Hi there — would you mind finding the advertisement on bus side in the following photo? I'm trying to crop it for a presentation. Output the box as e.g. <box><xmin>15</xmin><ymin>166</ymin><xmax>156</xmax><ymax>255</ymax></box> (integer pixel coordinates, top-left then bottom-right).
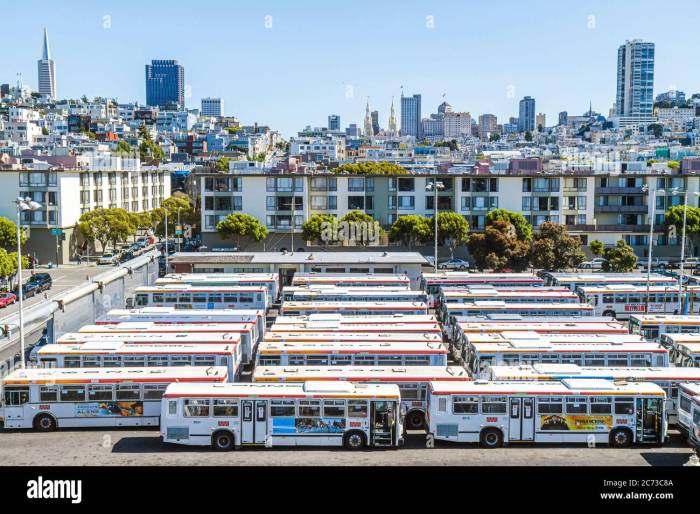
<box><xmin>540</xmin><ymin>415</ymin><xmax>612</xmax><ymax>431</ymax></box>
<box><xmin>75</xmin><ymin>402</ymin><xmax>144</xmax><ymax>417</ymax></box>
<box><xmin>272</xmin><ymin>417</ymin><xmax>346</xmax><ymax>434</ymax></box>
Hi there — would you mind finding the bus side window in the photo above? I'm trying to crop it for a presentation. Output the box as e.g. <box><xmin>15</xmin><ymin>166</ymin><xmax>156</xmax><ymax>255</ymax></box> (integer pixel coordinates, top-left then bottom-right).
<box><xmin>438</xmin><ymin>398</ymin><xmax>447</xmax><ymax>413</ymax></box>
<box><xmin>4</xmin><ymin>386</ymin><xmax>30</xmax><ymax>405</ymax></box>
<box><xmin>168</xmin><ymin>400</ymin><xmax>178</xmax><ymax>416</ymax></box>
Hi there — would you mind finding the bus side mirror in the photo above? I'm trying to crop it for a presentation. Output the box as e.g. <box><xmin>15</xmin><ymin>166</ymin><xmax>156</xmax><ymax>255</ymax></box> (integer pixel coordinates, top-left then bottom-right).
<box><xmin>400</xmin><ymin>404</ymin><xmax>407</xmax><ymax>417</ymax></box>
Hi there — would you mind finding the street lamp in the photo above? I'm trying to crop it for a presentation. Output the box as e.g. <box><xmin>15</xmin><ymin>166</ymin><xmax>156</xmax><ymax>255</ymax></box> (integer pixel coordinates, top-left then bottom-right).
<box><xmin>642</xmin><ymin>185</ymin><xmax>664</xmax><ymax>312</ymax></box>
<box><xmin>15</xmin><ymin>196</ymin><xmax>41</xmax><ymax>368</ymax></box>
<box><xmin>177</xmin><ymin>206</ymin><xmax>183</xmax><ymax>253</ymax></box>
<box><xmin>670</xmin><ymin>188</ymin><xmax>700</xmax><ymax>313</ymax></box>
<box><xmin>426</xmin><ymin>180</ymin><xmax>445</xmax><ymax>273</ymax></box>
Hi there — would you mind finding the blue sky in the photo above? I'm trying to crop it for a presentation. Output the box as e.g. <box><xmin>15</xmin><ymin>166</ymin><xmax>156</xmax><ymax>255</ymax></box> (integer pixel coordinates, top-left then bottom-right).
<box><xmin>3</xmin><ymin>0</ymin><xmax>700</xmax><ymax>136</ymax></box>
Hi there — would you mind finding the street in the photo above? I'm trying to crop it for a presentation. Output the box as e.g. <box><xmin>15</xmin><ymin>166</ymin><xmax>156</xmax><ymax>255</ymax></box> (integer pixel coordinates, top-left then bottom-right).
<box><xmin>0</xmin><ymin>429</ymin><xmax>695</xmax><ymax>466</ymax></box>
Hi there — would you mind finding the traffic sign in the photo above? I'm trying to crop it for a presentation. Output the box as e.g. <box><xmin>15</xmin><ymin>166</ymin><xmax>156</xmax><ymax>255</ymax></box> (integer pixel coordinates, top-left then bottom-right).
<box><xmin>50</xmin><ymin>228</ymin><xmax>63</xmax><ymax>236</ymax></box>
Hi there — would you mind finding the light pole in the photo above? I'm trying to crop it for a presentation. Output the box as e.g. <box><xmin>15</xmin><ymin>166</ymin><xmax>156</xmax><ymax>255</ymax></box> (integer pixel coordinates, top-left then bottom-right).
<box><xmin>177</xmin><ymin>207</ymin><xmax>183</xmax><ymax>253</ymax></box>
<box><xmin>670</xmin><ymin>188</ymin><xmax>700</xmax><ymax>313</ymax></box>
<box><xmin>15</xmin><ymin>196</ymin><xmax>42</xmax><ymax>368</ymax></box>
<box><xmin>164</xmin><ymin>210</ymin><xmax>169</xmax><ymax>272</ymax></box>
<box><xmin>643</xmin><ymin>185</ymin><xmax>664</xmax><ymax>312</ymax></box>
<box><xmin>426</xmin><ymin>180</ymin><xmax>445</xmax><ymax>273</ymax></box>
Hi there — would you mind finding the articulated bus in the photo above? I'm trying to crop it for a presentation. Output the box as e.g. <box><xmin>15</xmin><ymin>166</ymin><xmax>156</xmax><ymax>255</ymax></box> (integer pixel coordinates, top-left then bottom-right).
<box><xmin>280</xmin><ymin>287</ymin><xmax>428</xmax><ymax>304</ymax></box>
<box><xmin>0</xmin><ymin>366</ymin><xmax>228</xmax><ymax>431</ymax></box>
<box><xmin>465</xmin><ymin>339</ymin><xmax>669</xmax><ymax>376</ymax></box>
<box><xmin>420</xmin><ymin>272</ymin><xmax>544</xmax><ymax>307</ymax></box>
<box><xmin>160</xmin><ymin>381</ymin><xmax>404</xmax><ymax>450</ymax></box>
<box><xmin>577</xmin><ymin>285</ymin><xmax>700</xmax><ymax>319</ymax></box>
<box><xmin>540</xmin><ymin>272</ymin><xmax>676</xmax><ymax>291</ymax></box>
<box><xmin>78</xmin><ymin>322</ymin><xmax>257</xmax><ymax>360</ymax></box>
<box><xmin>629</xmin><ymin>315</ymin><xmax>700</xmax><ymax>342</ymax></box>
<box><xmin>279</xmin><ymin>301</ymin><xmax>429</xmax><ymax>317</ymax></box>
<box><xmin>677</xmin><ymin>383</ymin><xmax>700</xmax><ymax>452</ymax></box>
<box><xmin>133</xmin><ymin>285</ymin><xmax>269</xmax><ymax>311</ymax></box>
<box><xmin>659</xmin><ymin>333</ymin><xmax>700</xmax><ymax>367</ymax></box>
<box><xmin>98</xmin><ymin>308</ymin><xmax>266</xmax><ymax>342</ymax></box>
<box><xmin>427</xmin><ymin>379</ymin><xmax>666</xmax><ymax>448</ymax></box>
<box><xmin>37</xmin><ymin>342</ymin><xmax>241</xmax><ymax>380</ymax></box>
<box><xmin>486</xmin><ymin>363</ymin><xmax>700</xmax><ymax>424</ymax></box>
<box><xmin>292</xmin><ymin>273</ymin><xmax>411</xmax><ymax>289</ymax></box>
<box><xmin>256</xmin><ymin>340</ymin><xmax>448</xmax><ymax>367</ymax></box>
<box><xmin>157</xmin><ymin>273</ymin><xmax>279</xmax><ymax>303</ymax></box>
<box><xmin>253</xmin><ymin>365</ymin><xmax>470</xmax><ymax>430</ymax></box>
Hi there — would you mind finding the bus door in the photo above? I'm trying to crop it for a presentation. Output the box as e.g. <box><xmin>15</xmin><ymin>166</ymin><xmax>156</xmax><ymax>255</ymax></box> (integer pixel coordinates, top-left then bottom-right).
<box><xmin>508</xmin><ymin>397</ymin><xmax>535</xmax><ymax>442</ymax></box>
<box><xmin>370</xmin><ymin>400</ymin><xmax>396</xmax><ymax>447</ymax></box>
<box><xmin>241</xmin><ymin>400</ymin><xmax>268</xmax><ymax>444</ymax></box>
<box><xmin>635</xmin><ymin>397</ymin><xmax>663</xmax><ymax>443</ymax></box>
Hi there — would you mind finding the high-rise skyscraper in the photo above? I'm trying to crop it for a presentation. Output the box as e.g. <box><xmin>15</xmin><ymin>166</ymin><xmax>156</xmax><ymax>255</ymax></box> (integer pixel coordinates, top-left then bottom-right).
<box><xmin>145</xmin><ymin>59</ymin><xmax>185</xmax><ymax>109</ymax></box>
<box><xmin>478</xmin><ymin>114</ymin><xmax>498</xmax><ymax>140</ymax></box>
<box><xmin>615</xmin><ymin>39</ymin><xmax>655</xmax><ymax>117</ymax></box>
<box><xmin>371</xmin><ymin>110</ymin><xmax>380</xmax><ymax>135</ymax></box>
<box><xmin>328</xmin><ymin>114</ymin><xmax>340</xmax><ymax>131</ymax></box>
<box><xmin>201</xmin><ymin>97</ymin><xmax>223</xmax><ymax>117</ymax></box>
<box><xmin>37</xmin><ymin>28</ymin><xmax>56</xmax><ymax>99</ymax></box>
<box><xmin>518</xmin><ymin>96</ymin><xmax>535</xmax><ymax>132</ymax></box>
<box><xmin>400</xmin><ymin>92</ymin><xmax>422</xmax><ymax>138</ymax></box>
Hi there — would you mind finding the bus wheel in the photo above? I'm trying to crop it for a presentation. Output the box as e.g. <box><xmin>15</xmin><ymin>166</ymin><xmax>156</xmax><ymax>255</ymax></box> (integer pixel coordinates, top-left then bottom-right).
<box><xmin>211</xmin><ymin>431</ymin><xmax>235</xmax><ymax>451</ymax></box>
<box><xmin>33</xmin><ymin>414</ymin><xmax>57</xmax><ymax>432</ymax></box>
<box><xmin>602</xmin><ymin>310</ymin><xmax>616</xmax><ymax>319</ymax></box>
<box><xmin>405</xmin><ymin>410</ymin><xmax>426</xmax><ymax>431</ymax></box>
<box><xmin>343</xmin><ymin>431</ymin><xmax>366</xmax><ymax>450</ymax></box>
<box><xmin>480</xmin><ymin>428</ymin><xmax>503</xmax><ymax>448</ymax></box>
<box><xmin>609</xmin><ymin>428</ymin><xmax>632</xmax><ymax>448</ymax></box>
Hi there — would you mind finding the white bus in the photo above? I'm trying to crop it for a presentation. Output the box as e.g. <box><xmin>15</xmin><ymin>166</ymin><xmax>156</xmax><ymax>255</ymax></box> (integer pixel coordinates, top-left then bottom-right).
<box><xmin>292</xmin><ymin>273</ymin><xmax>410</xmax><ymax>289</ymax></box>
<box><xmin>541</xmin><ymin>272</ymin><xmax>676</xmax><ymax>291</ymax></box>
<box><xmin>256</xmin><ymin>340</ymin><xmax>448</xmax><ymax>367</ymax></box>
<box><xmin>0</xmin><ymin>366</ymin><xmax>228</xmax><ymax>431</ymax></box>
<box><xmin>263</xmin><ymin>331</ymin><xmax>443</xmax><ymax>345</ymax></box>
<box><xmin>578</xmin><ymin>284</ymin><xmax>700</xmax><ymax>319</ymax></box>
<box><xmin>57</xmin><ymin>331</ymin><xmax>253</xmax><ymax>366</ymax></box>
<box><xmin>133</xmin><ymin>285</ymin><xmax>268</xmax><ymax>311</ymax></box>
<box><xmin>486</xmin><ymin>363</ymin><xmax>700</xmax><ymax>425</ymax></box>
<box><xmin>271</xmin><ymin>313</ymin><xmax>439</xmax><ymax>331</ymax></box>
<box><xmin>629</xmin><ymin>314</ymin><xmax>700</xmax><ymax>342</ymax></box>
<box><xmin>659</xmin><ymin>333</ymin><xmax>700</xmax><ymax>367</ymax></box>
<box><xmin>279</xmin><ymin>301</ymin><xmax>429</xmax><ymax>317</ymax></box>
<box><xmin>465</xmin><ymin>338</ymin><xmax>669</xmax><ymax>376</ymax></box>
<box><xmin>98</xmin><ymin>308</ymin><xmax>266</xmax><ymax>342</ymax></box>
<box><xmin>270</xmin><ymin>322</ymin><xmax>443</xmax><ymax>336</ymax></box>
<box><xmin>420</xmin><ymin>272</ymin><xmax>544</xmax><ymax>307</ymax></box>
<box><xmin>78</xmin><ymin>322</ymin><xmax>257</xmax><ymax>360</ymax></box>
<box><xmin>37</xmin><ymin>342</ymin><xmax>241</xmax><ymax>381</ymax></box>
<box><xmin>677</xmin><ymin>382</ymin><xmax>700</xmax><ymax>453</ymax></box>
<box><xmin>157</xmin><ymin>273</ymin><xmax>279</xmax><ymax>303</ymax></box>
<box><xmin>427</xmin><ymin>378</ymin><xmax>667</xmax><ymax>448</ymax></box>
<box><xmin>160</xmin><ymin>381</ymin><xmax>404</xmax><ymax>450</ymax></box>
<box><xmin>280</xmin><ymin>286</ymin><xmax>428</xmax><ymax>304</ymax></box>
<box><xmin>253</xmin><ymin>365</ymin><xmax>470</xmax><ymax>431</ymax></box>
<box><xmin>440</xmin><ymin>289</ymin><xmax>580</xmax><ymax>320</ymax></box>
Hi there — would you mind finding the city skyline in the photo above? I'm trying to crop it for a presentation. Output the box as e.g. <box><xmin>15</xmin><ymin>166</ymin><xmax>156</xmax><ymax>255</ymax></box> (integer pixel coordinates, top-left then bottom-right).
<box><xmin>4</xmin><ymin>0</ymin><xmax>700</xmax><ymax>136</ymax></box>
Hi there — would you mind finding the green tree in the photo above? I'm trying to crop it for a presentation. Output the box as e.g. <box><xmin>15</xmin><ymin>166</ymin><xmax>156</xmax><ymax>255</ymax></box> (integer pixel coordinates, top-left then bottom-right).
<box><xmin>339</xmin><ymin>211</ymin><xmax>384</xmax><ymax>246</ymax></box>
<box><xmin>214</xmin><ymin>157</ymin><xmax>230</xmax><ymax>171</ymax></box>
<box><xmin>524</xmin><ymin>131</ymin><xmax>533</xmax><ymax>142</ymax></box>
<box><xmin>602</xmin><ymin>240</ymin><xmax>638</xmax><ymax>272</ymax></box>
<box><xmin>114</xmin><ymin>140</ymin><xmax>132</xmax><ymax>155</ymax></box>
<box><xmin>389</xmin><ymin>215</ymin><xmax>432</xmax><ymax>249</ymax></box>
<box><xmin>530</xmin><ymin>222</ymin><xmax>585</xmax><ymax>271</ymax></box>
<box><xmin>138</xmin><ymin>124</ymin><xmax>164</xmax><ymax>162</ymax></box>
<box><xmin>485</xmin><ymin>209</ymin><xmax>533</xmax><ymax>242</ymax></box>
<box><xmin>77</xmin><ymin>208</ymin><xmax>137</xmax><ymax>252</ymax></box>
<box><xmin>0</xmin><ymin>217</ymin><xmax>27</xmax><ymax>250</ymax></box>
<box><xmin>665</xmin><ymin>205</ymin><xmax>700</xmax><ymax>238</ymax></box>
<box><xmin>216</xmin><ymin>213</ymin><xmax>267</xmax><ymax>249</ymax></box>
<box><xmin>467</xmin><ymin>220</ymin><xmax>530</xmax><ymax>271</ymax></box>
<box><xmin>590</xmin><ymin>240</ymin><xmax>604</xmax><ymax>257</ymax></box>
<box><xmin>430</xmin><ymin>212</ymin><xmax>469</xmax><ymax>259</ymax></box>
<box><xmin>488</xmin><ymin>133</ymin><xmax>501</xmax><ymax>142</ymax></box>
<box><xmin>301</xmin><ymin>214</ymin><xmax>337</xmax><ymax>245</ymax></box>
<box><xmin>647</xmin><ymin>123</ymin><xmax>663</xmax><ymax>138</ymax></box>
<box><xmin>330</xmin><ymin>162</ymin><xmax>408</xmax><ymax>175</ymax></box>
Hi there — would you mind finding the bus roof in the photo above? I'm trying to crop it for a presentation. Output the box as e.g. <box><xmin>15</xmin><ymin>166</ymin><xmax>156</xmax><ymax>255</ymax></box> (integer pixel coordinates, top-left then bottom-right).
<box><xmin>470</xmin><ymin>341</ymin><xmax>667</xmax><ymax>353</ymax></box>
<box><xmin>488</xmin><ymin>364</ymin><xmax>700</xmax><ymax>381</ymax></box>
<box><xmin>39</xmin><ymin>342</ymin><xmax>237</xmax><ymax>356</ymax></box>
<box><xmin>579</xmin><ymin>285</ymin><xmax>699</xmax><ymax>294</ymax></box>
<box><xmin>456</xmin><ymin>321</ymin><xmax>628</xmax><ymax>334</ymax></box>
<box><xmin>79</xmin><ymin>322</ymin><xmax>255</xmax><ymax>333</ymax></box>
<box><xmin>272</xmin><ymin>314</ymin><xmax>438</xmax><ymax>325</ymax></box>
<box><xmin>253</xmin><ymin>365</ymin><xmax>470</xmax><ymax>382</ymax></box>
<box><xmin>269</xmin><ymin>322</ymin><xmax>442</xmax><ymax>334</ymax></box>
<box><xmin>57</xmin><ymin>332</ymin><xmax>242</xmax><ymax>345</ymax></box>
<box><xmin>464</xmin><ymin>332</ymin><xmax>645</xmax><ymax>346</ymax></box>
<box><xmin>134</xmin><ymin>285</ymin><xmax>267</xmax><ymax>293</ymax></box>
<box><xmin>679</xmin><ymin>382</ymin><xmax>700</xmax><ymax>399</ymax></box>
<box><xmin>444</xmin><ymin>302</ymin><xmax>593</xmax><ymax>311</ymax></box>
<box><xmin>421</xmin><ymin>272</ymin><xmax>540</xmax><ymax>280</ymax></box>
<box><xmin>159</xmin><ymin>272</ymin><xmax>278</xmax><ymax>282</ymax></box>
<box><xmin>281</xmin><ymin>301</ymin><xmax>428</xmax><ymax>311</ymax></box>
<box><xmin>660</xmin><ymin>333</ymin><xmax>700</xmax><ymax>344</ymax></box>
<box><xmin>257</xmin><ymin>340</ymin><xmax>447</xmax><ymax>354</ymax></box>
<box><xmin>2</xmin><ymin>366</ymin><xmax>229</xmax><ymax>385</ymax></box>
<box><xmin>100</xmin><ymin>308</ymin><xmax>264</xmax><ymax>322</ymax></box>
<box><xmin>163</xmin><ymin>381</ymin><xmax>401</xmax><ymax>399</ymax></box>
<box><xmin>629</xmin><ymin>314</ymin><xmax>700</xmax><ymax>326</ymax></box>
<box><xmin>543</xmin><ymin>272</ymin><xmax>674</xmax><ymax>282</ymax></box>
<box><xmin>452</xmin><ymin>315</ymin><xmax>615</xmax><ymax>323</ymax></box>
<box><xmin>293</xmin><ymin>273</ymin><xmax>409</xmax><ymax>281</ymax></box>
<box><xmin>429</xmin><ymin>379</ymin><xmax>666</xmax><ymax>396</ymax></box>
<box><xmin>262</xmin><ymin>332</ymin><xmax>443</xmax><ymax>343</ymax></box>
<box><xmin>442</xmin><ymin>290</ymin><xmax>578</xmax><ymax>300</ymax></box>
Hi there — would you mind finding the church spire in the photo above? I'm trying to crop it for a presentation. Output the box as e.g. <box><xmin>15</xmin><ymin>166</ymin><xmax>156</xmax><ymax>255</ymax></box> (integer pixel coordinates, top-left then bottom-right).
<box><xmin>388</xmin><ymin>96</ymin><xmax>397</xmax><ymax>136</ymax></box>
<box><xmin>363</xmin><ymin>97</ymin><xmax>373</xmax><ymax>137</ymax></box>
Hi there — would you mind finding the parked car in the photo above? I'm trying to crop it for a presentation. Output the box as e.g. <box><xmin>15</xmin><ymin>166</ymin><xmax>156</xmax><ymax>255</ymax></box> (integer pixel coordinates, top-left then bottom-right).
<box><xmin>119</xmin><ymin>250</ymin><xmax>135</xmax><ymax>263</ymax></box>
<box><xmin>27</xmin><ymin>272</ymin><xmax>52</xmax><ymax>291</ymax></box>
<box><xmin>579</xmin><ymin>258</ymin><xmax>607</xmax><ymax>270</ymax></box>
<box><xmin>636</xmin><ymin>257</ymin><xmax>670</xmax><ymax>270</ymax></box>
<box><xmin>683</xmin><ymin>257</ymin><xmax>700</xmax><ymax>270</ymax></box>
<box><xmin>28</xmin><ymin>333</ymin><xmax>49</xmax><ymax>362</ymax></box>
<box><xmin>97</xmin><ymin>253</ymin><xmax>117</xmax><ymax>265</ymax></box>
<box><xmin>0</xmin><ymin>292</ymin><xmax>17</xmax><ymax>307</ymax></box>
<box><xmin>438</xmin><ymin>258</ymin><xmax>470</xmax><ymax>270</ymax></box>
<box><xmin>15</xmin><ymin>281</ymin><xmax>40</xmax><ymax>299</ymax></box>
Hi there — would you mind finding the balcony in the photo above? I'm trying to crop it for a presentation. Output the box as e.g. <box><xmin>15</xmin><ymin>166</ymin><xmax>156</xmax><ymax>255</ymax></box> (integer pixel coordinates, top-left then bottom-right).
<box><xmin>594</xmin><ymin>205</ymin><xmax>647</xmax><ymax>213</ymax></box>
<box><xmin>595</xmin><ymin>186</ymin><xmax>644</xmax><ymax>195</ymax></box>
<box><xmin>566</xmin><ymin>224</ymin><xmax>652</xmax><ymax>233</ymax></box>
